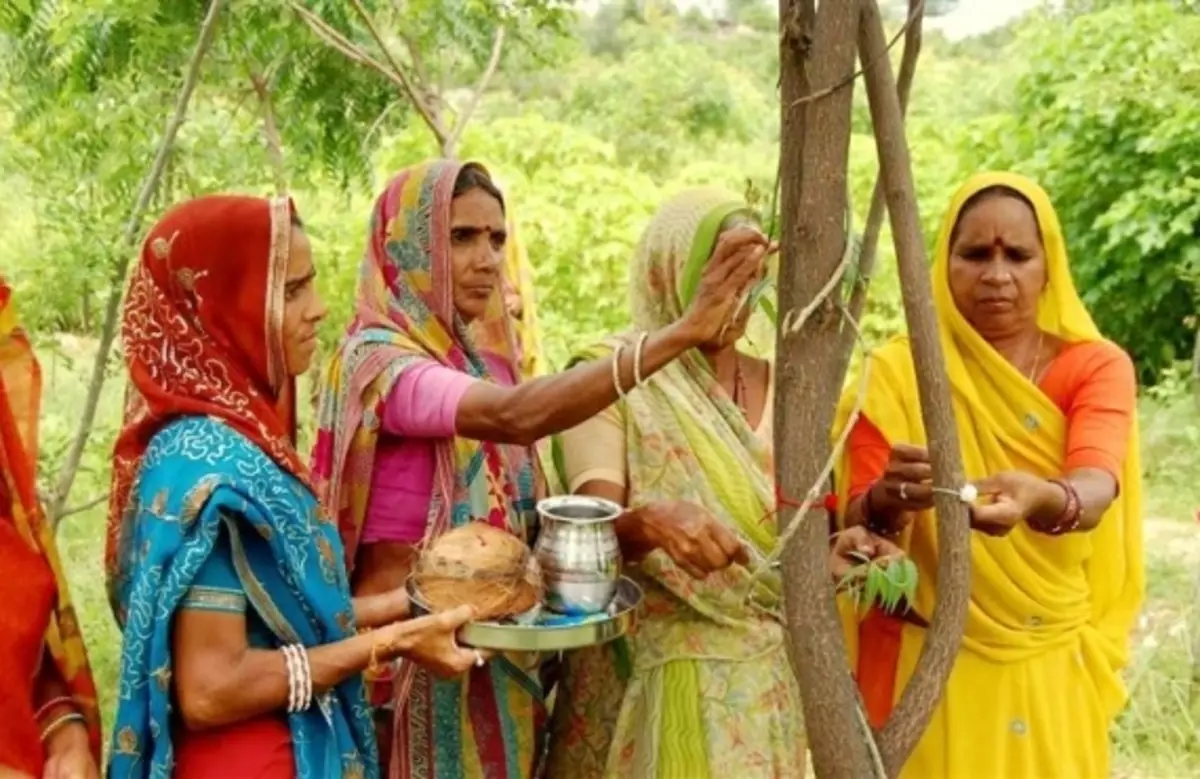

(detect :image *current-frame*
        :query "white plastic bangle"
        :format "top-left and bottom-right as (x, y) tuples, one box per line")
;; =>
(632, 332), (650, 388)
(296, 644), (313, 711)
(611, 342), (627, 399)
(282, 644), (299, 713)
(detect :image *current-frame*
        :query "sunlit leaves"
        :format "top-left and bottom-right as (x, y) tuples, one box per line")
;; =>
(958, 2), (1200, 383)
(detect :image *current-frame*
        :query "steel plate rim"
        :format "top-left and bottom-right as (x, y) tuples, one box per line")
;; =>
(406, 575), (643, 652)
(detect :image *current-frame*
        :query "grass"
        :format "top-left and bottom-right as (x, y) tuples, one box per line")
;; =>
(37, 335), (1200, 775)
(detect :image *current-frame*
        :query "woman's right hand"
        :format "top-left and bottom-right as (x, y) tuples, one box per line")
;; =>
(631, 500), (750, 580)
(679, 227), (772, 344)
(378, 606), (492, 678)
(866, 443), (934, 531)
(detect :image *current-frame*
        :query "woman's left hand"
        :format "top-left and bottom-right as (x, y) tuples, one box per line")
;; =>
(970, 471), (1061, 536)
(829, 525), (905, 580)
(42, 720), (98, 779)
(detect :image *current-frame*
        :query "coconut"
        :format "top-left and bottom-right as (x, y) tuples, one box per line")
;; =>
(413, 522), (542, 621)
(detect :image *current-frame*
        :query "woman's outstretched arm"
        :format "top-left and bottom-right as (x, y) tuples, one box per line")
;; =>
(454, 228), (769, 446)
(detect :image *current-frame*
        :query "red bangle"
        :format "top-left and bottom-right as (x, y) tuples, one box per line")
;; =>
(1033, 479), (1081, 535)
(34, 696), (75, 724)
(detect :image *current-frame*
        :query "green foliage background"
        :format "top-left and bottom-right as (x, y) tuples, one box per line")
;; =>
(1, 0), (1198, 775)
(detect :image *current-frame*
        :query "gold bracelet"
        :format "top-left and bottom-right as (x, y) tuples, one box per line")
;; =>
(40, 711), (85, 743)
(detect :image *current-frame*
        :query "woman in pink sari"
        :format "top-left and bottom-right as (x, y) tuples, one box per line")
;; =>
(312, 159), (768, 777)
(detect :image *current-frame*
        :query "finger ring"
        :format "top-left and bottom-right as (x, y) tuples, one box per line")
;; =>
(473, 649), (484, 668)
(899, 483), (909, 501)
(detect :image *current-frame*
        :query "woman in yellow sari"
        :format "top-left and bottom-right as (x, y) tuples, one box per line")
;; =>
(835, 172), (1143, 778)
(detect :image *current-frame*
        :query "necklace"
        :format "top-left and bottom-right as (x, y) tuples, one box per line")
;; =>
(1026, 330), (1046, 384)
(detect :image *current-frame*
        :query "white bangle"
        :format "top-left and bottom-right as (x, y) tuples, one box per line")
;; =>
(296, 645), (313, 711)
(283, 644), (313, 713)
(611, 342), (627, 399)
(282, 644), (298, 713)
(632, 332), (649, 388)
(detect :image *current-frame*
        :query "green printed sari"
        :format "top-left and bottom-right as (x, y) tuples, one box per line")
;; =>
(546, 189), (806, 778)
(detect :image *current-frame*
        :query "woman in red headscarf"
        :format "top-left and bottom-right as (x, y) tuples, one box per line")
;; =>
(0, 278), (102, 779)
(105, 196), (490, 779)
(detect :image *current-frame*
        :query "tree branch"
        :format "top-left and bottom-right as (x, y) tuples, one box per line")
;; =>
(858, 1), (971, 773)
(849, 0), (923, 322)
(775, 0), (878, 776)
(250, 71), (288, 195)
(833, 0), (924, 382)
(289, 0), (445, 147)
(347, 0), (449, 147)
(445, 25), (507, 158)
(48, 0), (225, 524)
(789, 0), (924, 109)
(57, 492), (110, 521)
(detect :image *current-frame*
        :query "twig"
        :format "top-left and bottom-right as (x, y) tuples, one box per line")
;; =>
(290, 3), (402, 82)
(58, 493), (110, 520)
(48, 0), (225, 523)
(856, 700), (889, 779)
(789, 0), (924, 109)
(744, 303), (872, 594)
(347, 0), (449, 146)
(361, 99), (405, 164)
(781, 241), (852, 336)
(398, 29), (433, 92)
(445, 25), (506, 157)
(250, 71), (288, 195)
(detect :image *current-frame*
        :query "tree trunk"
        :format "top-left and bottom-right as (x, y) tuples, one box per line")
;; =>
(776, 1), (878, 777)
(48, 0), (226, 523)
(858, 1), (972, 773)
(1190, 319), (1200, 413)
(835, 0), (923, 380)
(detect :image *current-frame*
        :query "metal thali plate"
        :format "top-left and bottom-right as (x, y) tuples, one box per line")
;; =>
(407, 575), (642, 653)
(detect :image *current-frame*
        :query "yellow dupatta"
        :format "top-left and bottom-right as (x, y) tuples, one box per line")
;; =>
(502, 206), (545, 379)
(833, 172), (1143, 777)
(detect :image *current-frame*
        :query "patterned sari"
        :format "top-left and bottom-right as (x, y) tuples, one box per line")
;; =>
(106, 196), (376, 779)
(311, 160), (545, 779)
(0, 278), (102, 772)
(546, 189), (805, 778)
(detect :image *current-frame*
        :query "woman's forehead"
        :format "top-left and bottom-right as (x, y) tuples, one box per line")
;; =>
(954, 196), (1041, 243)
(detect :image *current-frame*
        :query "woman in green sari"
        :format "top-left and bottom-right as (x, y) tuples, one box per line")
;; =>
(548, 188), (805, 777)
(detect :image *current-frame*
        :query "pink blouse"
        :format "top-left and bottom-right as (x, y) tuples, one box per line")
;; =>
(361, 357), (513, 544)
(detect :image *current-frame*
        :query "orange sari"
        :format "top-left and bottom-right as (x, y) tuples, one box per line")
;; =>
(0, 279), (101, 772)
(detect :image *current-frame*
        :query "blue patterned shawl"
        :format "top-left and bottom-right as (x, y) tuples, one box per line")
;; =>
(108, 416), (378, 779)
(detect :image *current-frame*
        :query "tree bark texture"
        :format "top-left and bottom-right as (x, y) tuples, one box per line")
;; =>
(776, 1), (878, 777)
(858, 2), (972, 774)
(48, 0), (225, 523)
(835, 0), (923, 381)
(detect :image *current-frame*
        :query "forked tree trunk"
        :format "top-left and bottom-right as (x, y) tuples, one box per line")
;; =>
(775, 0), (878, 776)
(858, 1), (972, 774)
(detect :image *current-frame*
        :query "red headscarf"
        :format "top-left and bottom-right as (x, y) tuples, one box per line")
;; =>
(106, 195), (307, 616)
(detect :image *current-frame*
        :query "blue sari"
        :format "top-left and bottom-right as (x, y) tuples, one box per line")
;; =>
(108, 416), (378, 779)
